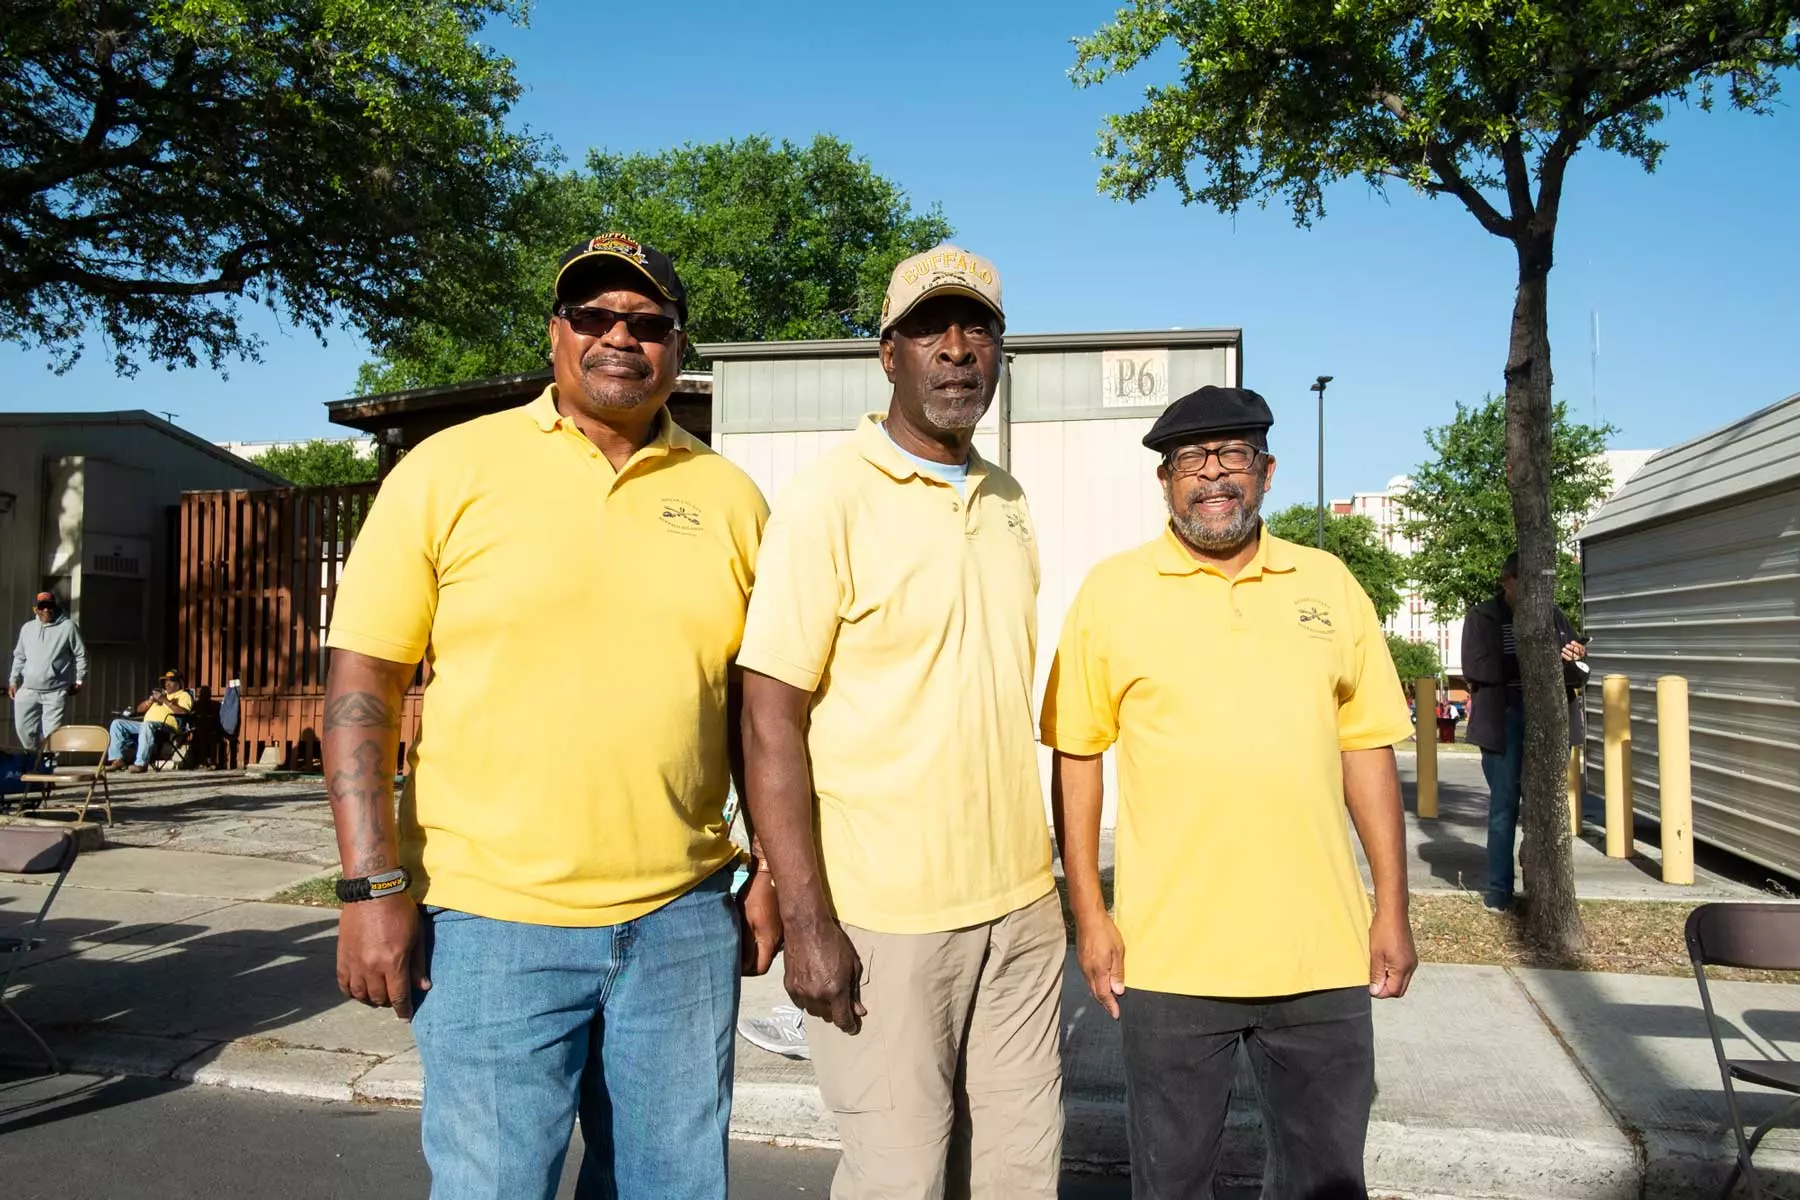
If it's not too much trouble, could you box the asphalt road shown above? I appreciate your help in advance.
[0,1071,1147,1199]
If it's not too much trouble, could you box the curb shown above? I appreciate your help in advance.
[14,1031,1800,1198]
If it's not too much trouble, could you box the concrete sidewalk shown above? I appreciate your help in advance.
[6,846,1800,1197]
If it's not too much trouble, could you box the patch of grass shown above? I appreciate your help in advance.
[1410,892,1800,983]
[269,872,341,908]
[1055,877,1800,983]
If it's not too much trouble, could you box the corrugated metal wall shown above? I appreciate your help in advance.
[1582,483,1800,876]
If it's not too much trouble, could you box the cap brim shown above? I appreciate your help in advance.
[881,284,1005,334]
[554,251,680,310]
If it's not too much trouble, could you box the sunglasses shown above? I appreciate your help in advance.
[557,305,681,344]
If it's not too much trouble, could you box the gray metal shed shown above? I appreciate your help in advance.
[1,411,283,742]
[1579,391,1800,877]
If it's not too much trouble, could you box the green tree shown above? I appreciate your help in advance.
[357,135,954,392]
[2,0,537,375]
[1072,0,1798,953]
[1265,503,1405,622]
[247,440,378,487]
[1387,636,1444,687]
[1399,397,1615,624]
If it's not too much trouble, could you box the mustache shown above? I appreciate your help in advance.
[1183,480,1247,502]
[582,349,651,378]
[926,367,985,392]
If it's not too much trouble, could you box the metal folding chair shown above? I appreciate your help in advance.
[1686,902,1800,1199]
[0,825,80,1072]
[18,724,113,824]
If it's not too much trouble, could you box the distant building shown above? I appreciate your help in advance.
[1332,450,1658,682]
[217,436,376,463]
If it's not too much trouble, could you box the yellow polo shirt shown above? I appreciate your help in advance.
[146,690,194,729]
[1041,527,1413,997]
[326,386,768,927]
[738,414,1054,934]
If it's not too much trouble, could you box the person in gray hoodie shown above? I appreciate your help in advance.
[9,592,87,752]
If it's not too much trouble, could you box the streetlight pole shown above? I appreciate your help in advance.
[1311,375,1333,549]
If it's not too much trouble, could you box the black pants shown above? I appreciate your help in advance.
[1120,985,1374,1200]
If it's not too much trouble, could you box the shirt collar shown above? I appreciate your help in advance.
[525,384,701,458]
[1152,524,1297,579]
[854,412,987,487]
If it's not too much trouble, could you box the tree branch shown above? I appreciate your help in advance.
[23,240,278,298]
[1499,130,1537,228]
[1425,143,1516,239]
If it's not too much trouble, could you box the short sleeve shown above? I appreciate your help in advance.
[1336,574,1415,751]
[736,503,843,693]
[1038,572,1119,755]
[325,452,443,665]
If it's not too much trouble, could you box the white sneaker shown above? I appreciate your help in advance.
[738,1005,809,1060]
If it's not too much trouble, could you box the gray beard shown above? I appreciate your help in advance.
[1169,505,1262,553]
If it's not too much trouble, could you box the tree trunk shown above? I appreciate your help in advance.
[1504,231,1587,957]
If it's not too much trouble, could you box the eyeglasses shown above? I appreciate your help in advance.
[1164,443,1264,476]
[557,305,681,344]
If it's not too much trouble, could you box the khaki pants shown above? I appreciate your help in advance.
[810,889,1065,1200]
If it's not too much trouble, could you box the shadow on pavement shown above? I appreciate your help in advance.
[0,889,376,1073]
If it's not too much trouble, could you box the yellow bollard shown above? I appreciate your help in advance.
[1414,677,1438,820]
[1603,674,1634,858]
[1567,746,1583,838]
[1658,675,1694,885]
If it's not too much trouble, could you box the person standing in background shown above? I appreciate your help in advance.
[9,592,86,753]
[1462,551,1589,912]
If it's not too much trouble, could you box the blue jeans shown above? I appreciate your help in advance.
[1481,706,1527,906]
[411,866,740,1200]
[107,718,158,765]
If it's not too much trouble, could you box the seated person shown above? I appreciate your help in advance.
[108,671,194,773]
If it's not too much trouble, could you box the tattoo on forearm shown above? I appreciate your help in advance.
[329,738,394,876]
[324,692,400,731]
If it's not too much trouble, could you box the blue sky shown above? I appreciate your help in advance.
[4,0,1796,510]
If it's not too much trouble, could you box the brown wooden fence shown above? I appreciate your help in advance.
[177,485,423,769]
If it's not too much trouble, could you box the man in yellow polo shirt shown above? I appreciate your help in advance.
[321,235,778,1200]
[1041,385,1416,1200]
[740,245,1062,1199]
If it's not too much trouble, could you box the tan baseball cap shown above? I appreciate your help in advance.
[879,243,1004,335]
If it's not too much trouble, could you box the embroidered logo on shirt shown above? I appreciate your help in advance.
[659,499,702,535]
[1005,508,1034,546]
[1295,598,1335,636]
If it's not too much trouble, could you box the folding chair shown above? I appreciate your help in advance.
[18,725,113,825]
[0,825,79,1072]
[1685,902,1800,1199]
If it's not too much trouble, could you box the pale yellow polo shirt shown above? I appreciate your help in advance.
[738,414,1054,935]
[326,386,768,927]
[1041,527,1413,997]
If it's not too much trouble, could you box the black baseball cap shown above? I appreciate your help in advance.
[1143,386,1275,453]
[553,234,687,323]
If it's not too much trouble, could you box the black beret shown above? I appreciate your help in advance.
[1142,386,1275,452]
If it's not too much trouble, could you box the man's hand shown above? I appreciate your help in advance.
[68,681,82,696]
[1075,912,1127,1019]
[1561,639,1589,662]
[783,915,864,1034]
[1369,908,1418,999]
[738,870,782,977]
[6,682,17,699]
[337,896,430,1020]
